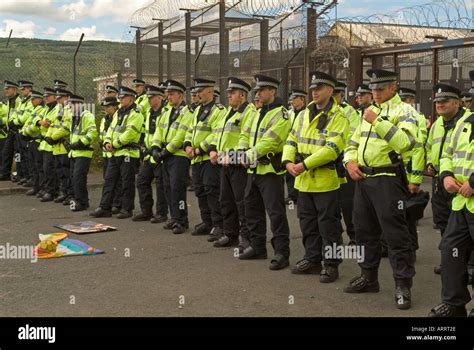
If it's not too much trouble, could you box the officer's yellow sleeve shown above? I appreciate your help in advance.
[425,123,434,166]
[0,103,8,127]
[114,111,144,148]
[343,123,361,165]
[237,111,252,151]
[304,114,349,170]
[372,115,417,154]
[25,108,44,137]
[439,131,454,175]
[346,107,360,143]
[245,111,290,163]
[50,114,71,141]
[409,134,426,185]
[166,109,193,154]
[282,113,299,164]
[80,113,98,146]
[200,108,224,153]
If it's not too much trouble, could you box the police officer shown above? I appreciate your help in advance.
[354,84,373,131]
[460,92,472,110]
[37,87,59,200]
[428,99,474,317]
[184,78,226,240]
[133,79,149,115]
[188,86,200,113]
[14,80,35,186]
[0,100,7,172]
[54,80,68,90]
[426,84,471,274]
[210,77,256,248]
[43,88,73,203]
[283,72,349,279]
[343,69,418,310]
[334,81,359,245]
[99,96,122,214]
[21,90,45,196]
[0,81,21,181]
[106,85,119,99]
[90,86,144,218]
[133,84,169,222]
[398,87,428,253]
[238,74,291,270]
[284,89,306,205]
[68,94,98,211]
[151,79,193,234]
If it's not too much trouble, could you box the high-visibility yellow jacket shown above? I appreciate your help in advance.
[99,113,115,158]
[153,103,194,159]
[340,102,360,144]
[22,104,45,143]
[5,95,21,131]
[12,96,33,127]
[405,112,428,185]
[440,110,474,213]
[0,102,8,139]
[142,105,166,163]
[104,103,144,159]
[69,110,98,158]
[46,104,73,156]
[426,108,468,173]
[282,98,349,192]
[184,101,227,164]
[213,102,256,153]
[343,94,418,177]
[38,103,59,153]
[238,98,290,175]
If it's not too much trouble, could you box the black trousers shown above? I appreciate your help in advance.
[0,137,5,174]
[440,207,474,306]
[298,190,343,266]
[103,158,122,209]
[162,156,189,226]
[285,172,298,202]
[219,165,249,239]
[353,176,415,280]
[244,173,290,257]
[41,151,57,195]
[431,176,453,235]
[337,175,356,241]
[136,159,168,216]
[0,132,16,177]
[70,157,91,207]
[54,154,72,197]
[191,160,222,228]
[17,134,29,179]
[100,156,139,212]
[27,142,42,192]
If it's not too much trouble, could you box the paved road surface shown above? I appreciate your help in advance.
[0,180,472,317]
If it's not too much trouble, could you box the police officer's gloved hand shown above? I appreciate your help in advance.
[63,141,71,151]
[69,140,85,150]
[44,137,54,145]
[151,147,161,163]
[160,148,171,161]
[8,120,16,129]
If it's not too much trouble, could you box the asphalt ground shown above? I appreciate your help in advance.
[0,178,472,317]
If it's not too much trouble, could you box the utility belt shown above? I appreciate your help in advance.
[257,152,283,172]
[361,163,409,188]
[360,165,400,176]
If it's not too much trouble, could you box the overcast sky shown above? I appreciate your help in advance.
[0,0,470,42]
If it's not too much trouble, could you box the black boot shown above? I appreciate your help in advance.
[319,265,339,283]
[191,222,211,236]
[428,303,467,317]
[395,279,412,310]
[89,207,112,218]
[132,212,152,222]
[344,271,380,293]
